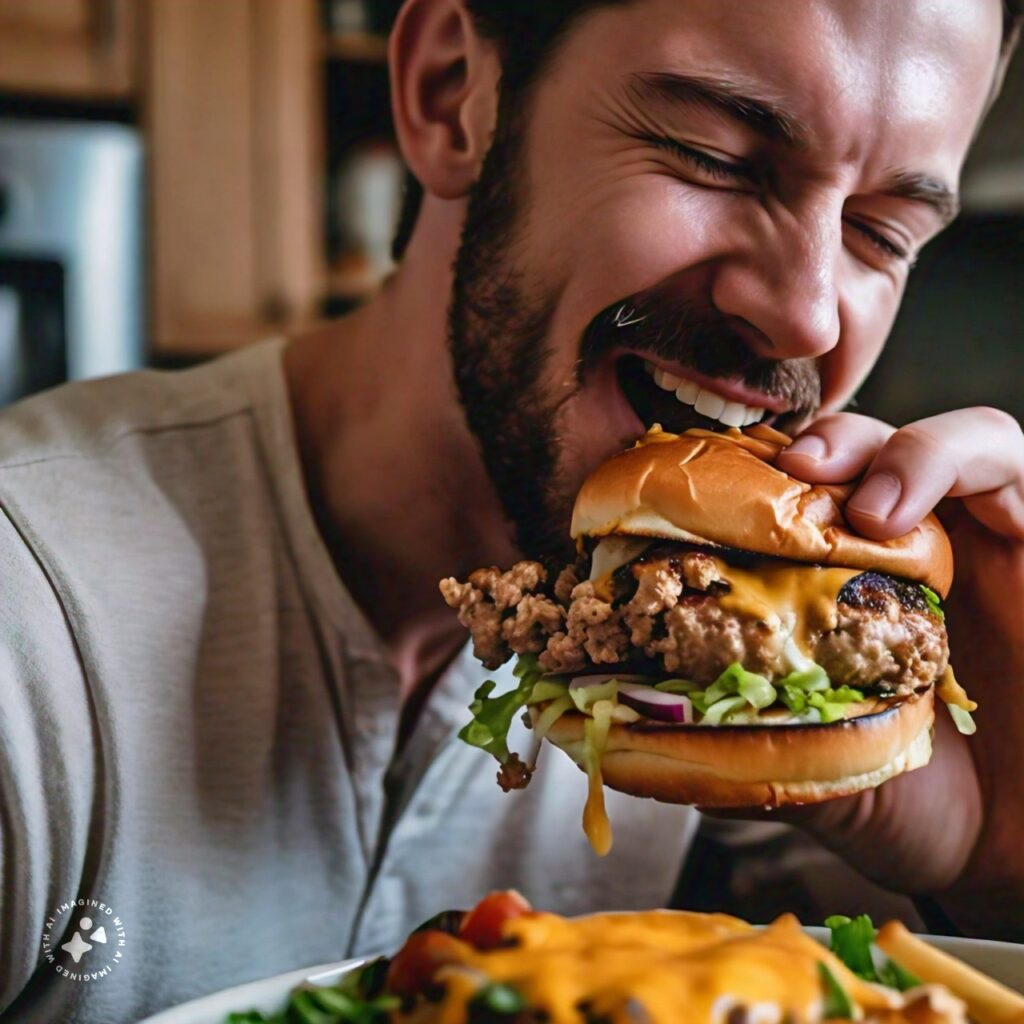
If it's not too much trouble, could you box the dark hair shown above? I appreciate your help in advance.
[391,0,1023,261]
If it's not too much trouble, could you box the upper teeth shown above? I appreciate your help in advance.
[646,361,766,428]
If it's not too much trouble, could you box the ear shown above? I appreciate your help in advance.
[389,0,501,200]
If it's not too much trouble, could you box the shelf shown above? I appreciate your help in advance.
[324,31,389,64]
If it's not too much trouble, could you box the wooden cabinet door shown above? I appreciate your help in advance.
[0,0,137,99]
[146,0,323,354]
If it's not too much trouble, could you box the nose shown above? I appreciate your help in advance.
[710,199,843,360]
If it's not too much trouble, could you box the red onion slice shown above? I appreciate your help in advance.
[617,683,693,723]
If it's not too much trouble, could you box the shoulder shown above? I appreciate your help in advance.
[0,339,284,471]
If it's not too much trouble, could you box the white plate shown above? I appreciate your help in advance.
[138,930,1024,1024]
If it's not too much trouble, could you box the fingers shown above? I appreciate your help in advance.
[847,409,1024,540]
[780,408,1024,541]
[778,413,896,482]
[963,485,1024,540]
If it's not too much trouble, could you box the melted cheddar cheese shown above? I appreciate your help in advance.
[712,558,859,657]
[404,910,905,1024]
[936,665,976,712]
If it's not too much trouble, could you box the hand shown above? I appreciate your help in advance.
[761,408,1024,937]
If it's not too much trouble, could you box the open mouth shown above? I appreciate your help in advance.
[615,355,778,434]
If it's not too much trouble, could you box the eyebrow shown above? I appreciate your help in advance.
[627,71,960,226]
[627,71,811,148]
[880,170,960,226]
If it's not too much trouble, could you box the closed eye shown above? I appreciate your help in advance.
[640,134,759,187]
[843,218,914,264]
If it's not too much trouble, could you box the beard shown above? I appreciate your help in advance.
[448,103,822,564]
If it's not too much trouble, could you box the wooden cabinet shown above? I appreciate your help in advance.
[145,0,324,355]
[1,0,327,356]
[0,0,137,99]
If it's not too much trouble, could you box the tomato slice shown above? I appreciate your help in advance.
[457,890,533,950]
[386,930,470,996]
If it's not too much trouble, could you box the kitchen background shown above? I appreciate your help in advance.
[0,0,1021,423]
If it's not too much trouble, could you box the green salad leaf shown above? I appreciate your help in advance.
[468,982,526,1020]
[818,961,855,1019]
[824,914,876,980]
[824,914,921,993]
[225,958,398,1024]
[459,655,544,764]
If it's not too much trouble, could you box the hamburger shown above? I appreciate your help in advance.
[440,425,976,854]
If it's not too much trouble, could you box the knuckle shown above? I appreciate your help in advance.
[974,405,1023,440]
[887,423,948,460]
[813,411,893,442]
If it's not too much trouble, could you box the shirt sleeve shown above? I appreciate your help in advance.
[0,504,95,1015]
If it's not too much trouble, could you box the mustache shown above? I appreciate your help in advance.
[579,287,822,418]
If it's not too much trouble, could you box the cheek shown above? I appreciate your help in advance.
[528,170,743,376]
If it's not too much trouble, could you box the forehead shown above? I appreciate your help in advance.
[550,0,1003,180]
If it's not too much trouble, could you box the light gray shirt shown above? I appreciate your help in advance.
[0,340,699,1024]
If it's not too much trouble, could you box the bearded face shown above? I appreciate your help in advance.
[445,0,1000,561]
[447,93,820,562]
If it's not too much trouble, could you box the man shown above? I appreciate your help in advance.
[1,1,1021,1021]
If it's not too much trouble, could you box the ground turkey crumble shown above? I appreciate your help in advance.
[439,549,948,693]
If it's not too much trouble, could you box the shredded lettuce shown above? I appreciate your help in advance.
[701,694,749,725]
[458,654,544,764]
[777,664,830,692]
[526,680,570,704]
[948,703,977,736]
[806,692,843,723]
[533,695,574,738]
[738,673,777,709]
[570,679,619,712]
[780,684,808,713]
[825,914,921,993]
[828,685,866,703]
[781,680,864,722]
[704,663,777,706]
[496,657,870,733]
[920,584,945,620]
[654,678,701,694]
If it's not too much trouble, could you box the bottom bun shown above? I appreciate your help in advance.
[535,689,935,808]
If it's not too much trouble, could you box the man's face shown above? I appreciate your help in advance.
[448,0,1002,559]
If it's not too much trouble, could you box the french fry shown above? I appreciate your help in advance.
[876,921,1024,1024]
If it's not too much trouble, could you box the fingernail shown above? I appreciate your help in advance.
[785,435,829,461]
[848,472,902,520]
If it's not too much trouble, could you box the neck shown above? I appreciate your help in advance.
[284,220,519,698]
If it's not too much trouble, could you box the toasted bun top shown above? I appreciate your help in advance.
[571,425,953,596]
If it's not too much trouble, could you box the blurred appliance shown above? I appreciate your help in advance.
[0,120,143,407]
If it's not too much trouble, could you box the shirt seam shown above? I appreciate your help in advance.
[0,403,259,474]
